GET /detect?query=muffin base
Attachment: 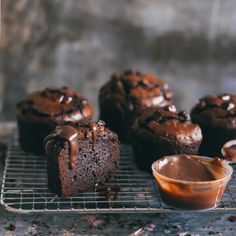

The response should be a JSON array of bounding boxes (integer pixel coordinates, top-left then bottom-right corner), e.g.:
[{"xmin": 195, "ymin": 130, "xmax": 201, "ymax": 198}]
[
  {"xmin": 17, "ymin": 119, "xmax": 56, "ymax": 155},
  {"xmin": 132, "ymin": 136, "xmax": 201, "ymax": 173}
]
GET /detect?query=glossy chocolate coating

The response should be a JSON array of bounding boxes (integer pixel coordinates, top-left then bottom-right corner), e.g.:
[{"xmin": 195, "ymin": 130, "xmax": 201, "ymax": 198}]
[
  {"xmin": 45, "ymin": 125, "xmax": 79, "ymax": 169},
  {"xmin": 158, "ymin": 155, "xmax": 224, "ymax": 181},
  {"xmin": 191, "ymin": 94, "xmax": 236, "ymax": 129},
  {"xmin": 45, "ymin": 119, "xmax": 107, "ymax": 169},
  {"xmin": 17, "ymin": 87, "xmax": 93, "ymax": 123},
  {"xmin": 132, "ymin": 105, "xmax": 202, "ymax": 146}
]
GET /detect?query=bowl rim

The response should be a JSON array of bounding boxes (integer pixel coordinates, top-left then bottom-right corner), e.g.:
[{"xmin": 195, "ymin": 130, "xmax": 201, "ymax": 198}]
[
  {"xmin": 152, "ymin": 154, "xmax": 233, "ymax": 185},
  {"xmin": 222, "ymin": 139, "xmax": 236, "ymax": 158}
]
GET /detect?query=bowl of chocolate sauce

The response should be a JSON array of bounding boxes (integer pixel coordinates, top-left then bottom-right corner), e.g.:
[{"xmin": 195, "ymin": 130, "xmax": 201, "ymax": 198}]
[{"xmin": 152, "ymin": 155, "xmax": 233, "ymax": 210}]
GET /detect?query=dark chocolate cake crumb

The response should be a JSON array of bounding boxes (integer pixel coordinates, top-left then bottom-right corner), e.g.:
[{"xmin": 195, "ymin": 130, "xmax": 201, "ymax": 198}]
[
  {"xmin": 45, "ymin": 119, "xmax": 120, "ymax": 197},
  {"xmin": 6, "ymin": 224, "xmax": 16, "ymax": 231},
  {"xmin": 228, "ymin": 216, "xmax": 236, "ymax": 222}
]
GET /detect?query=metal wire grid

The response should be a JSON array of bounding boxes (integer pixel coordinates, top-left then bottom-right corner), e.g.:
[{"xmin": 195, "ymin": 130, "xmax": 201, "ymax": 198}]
[{"xmin": 1, "ymin": 137, "xmax": 236, "ymax": 213}]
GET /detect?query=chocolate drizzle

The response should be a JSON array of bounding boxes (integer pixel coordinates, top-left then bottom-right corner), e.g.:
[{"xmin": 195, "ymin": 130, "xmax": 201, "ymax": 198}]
[
  {"xmin": 45, "ymin": 119, "xmax": 108, "ymax": 168},
  {"xmin": 45, "ymin": 125, "xmax": 79, "ymax": 169},
  {"xmin": 87, "ymin": 120, "xmax": 97, "ymax": 151}
]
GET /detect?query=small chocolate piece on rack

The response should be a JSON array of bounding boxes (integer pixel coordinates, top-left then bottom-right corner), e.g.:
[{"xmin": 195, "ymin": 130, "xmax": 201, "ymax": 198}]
[{"xmin": 95, "ymin": 181, "xmax": 121, "ymax": 201}]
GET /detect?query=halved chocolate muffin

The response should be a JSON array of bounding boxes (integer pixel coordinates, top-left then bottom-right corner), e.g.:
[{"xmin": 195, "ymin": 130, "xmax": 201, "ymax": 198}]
[
  {"xmin": 99, "ymin": 70, "xmax": 173, "ymax": 142},
  {"xmin": 132, "ymin": 106, "xmax": 202, "ymax": 172},
  {"xmin": 191, "ymin": 94, "xmax": 236, "ymax": 157},
  {"xmin": 44, "ymin": 119, "xmax": 120, "ymax": 197},
  {"xmin": 17, "ymin": 87, "xmax": 93, "ymax": 154}
]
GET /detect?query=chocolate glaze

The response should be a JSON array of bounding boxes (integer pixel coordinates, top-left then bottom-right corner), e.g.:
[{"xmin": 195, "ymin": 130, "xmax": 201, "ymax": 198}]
[
  {"xmin": 95, "ymin": 181, "xmax": 121, "ymax": 201},
  {"xmin": 45, "ymin": 125, "xmax": 79, "ymax": 169},
  {"xmin": 191, "ymin": 94, "xmax": 236, "ymax": 129},
  {"xmin": 44, "ymin": 119, "xmax": 109, "ymax": 169},
  {"xmin": 132, "ymin": 106, "xmax": 202, "ymax": 146},
  {"xmin": 17, "ymin": 87, "xmax": 93, "ymax": 123},
  {"xmin": 87, "ymin": 120, "xmax": 97, "ymax": 151}
]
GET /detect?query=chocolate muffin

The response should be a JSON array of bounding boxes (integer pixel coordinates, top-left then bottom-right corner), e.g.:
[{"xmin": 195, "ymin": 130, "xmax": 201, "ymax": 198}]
[
  {"xmin": 191, "ymin": 94, "xmax": 236, "ymax": 157},
  {"xmin": 99, "ymin": 70, "xmax": 173, "ymax": 142},
  {"xmin": 132, "ymin": 105, "xmax": 202, "ymax": 172},
  {"xmin": 44, "ymin": 119, "xmax": 120, "ymax": 197},
  {"xmin": 17, "ymin": 87, "xmax": 93, "ymax": 154}
]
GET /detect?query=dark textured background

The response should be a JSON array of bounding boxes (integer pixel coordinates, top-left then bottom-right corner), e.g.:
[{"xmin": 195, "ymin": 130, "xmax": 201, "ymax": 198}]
[{"xmin": 1, "ymin": 0, "xmax": 236, "ymax": 120}]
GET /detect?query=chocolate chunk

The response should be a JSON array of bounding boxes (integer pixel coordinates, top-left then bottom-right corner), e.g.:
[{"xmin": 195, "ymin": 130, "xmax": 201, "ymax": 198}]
[
  {"xmin": 164, "ymin": 105, "xmax": 177, "ymax": 112},
  {"xmin": 178, "ymin": 110, "xmax": 190, "ymax": 121}
]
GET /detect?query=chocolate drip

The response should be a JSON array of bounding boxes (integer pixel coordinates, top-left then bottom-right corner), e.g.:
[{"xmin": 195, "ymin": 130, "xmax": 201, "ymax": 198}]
[
  {"xmin": 87, "ymin": 120, "xmax": 97, "ymax": 151},
  {"xmin": 45, "ymin": 125, "xmax": 79, "ymax": 169},
  {"xmin": 95, "ymin": 181, "xmax": 121, "ymax": 201}
]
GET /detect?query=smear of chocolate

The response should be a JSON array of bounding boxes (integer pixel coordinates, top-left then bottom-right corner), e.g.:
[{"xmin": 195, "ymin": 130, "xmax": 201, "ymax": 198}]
[{"xmin": 95, "ymin": 181, "xmax": 121, "ymax": 201}]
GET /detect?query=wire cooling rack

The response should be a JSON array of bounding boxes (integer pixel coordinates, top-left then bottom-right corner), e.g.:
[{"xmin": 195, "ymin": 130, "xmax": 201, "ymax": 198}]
[{"xmin": 1, "ymin": 136, "xmax": 236, "ymax": 213}]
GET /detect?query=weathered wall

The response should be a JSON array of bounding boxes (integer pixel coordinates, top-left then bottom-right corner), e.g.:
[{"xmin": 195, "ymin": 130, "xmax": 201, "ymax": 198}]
[{"xmin": 1, "ymin": 0, "xmax": 236, "ymax": 119}]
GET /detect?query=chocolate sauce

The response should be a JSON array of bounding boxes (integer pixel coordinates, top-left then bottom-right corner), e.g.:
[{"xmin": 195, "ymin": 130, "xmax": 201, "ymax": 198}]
[
  {"xmin": 95, "ymin": 181, "xmax": 121, "ymax": 201},
  {"xmin": 153, "ymin": 155, "xmax": 231, "ymax": 210},
  {"xmin": 158, "ymin": 155, "xmax": 224, "ymax": 181},
  {"xmin": 45, "ymin": 125, "xmax": 79, "ymax": 169},
  {"xmin": 87, "ymin": 120, "xmax": 97, "ymax": 151},
  {"xmin": 223, "ymin": 144, "xmax": 236, "ymax": 162}
]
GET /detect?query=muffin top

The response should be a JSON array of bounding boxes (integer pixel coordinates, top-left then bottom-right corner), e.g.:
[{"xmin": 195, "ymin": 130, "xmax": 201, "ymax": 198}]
[
  {"xmin": 17, "ymin": 87, "xmax": 93, "ymax": 123},
  {"xmin": 132, "ymin": 105, "xmax": 202, "ymax": 145},
  {"xmin": 99, "ymin": 70, "xmax": 173, "ymax": 112},
  {"xmin": 191, "ymin": 94, "xmax": 236, "ymax": 129},
  {"xmin": 44, "ymin": 119, "xmax": 119, "ymax": 168}
]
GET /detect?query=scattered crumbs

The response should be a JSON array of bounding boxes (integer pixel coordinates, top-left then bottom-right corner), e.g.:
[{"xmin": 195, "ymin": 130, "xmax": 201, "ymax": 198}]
[
  {"xmin": 81, "ymin": 214, "xmax": 97, "ymax": 222},
  {"xmin": 176, "ymin": 232, "xmax": 192, "ymax": 236},
  {"xmin": 146, "ymin": 224, "xmax": 156, "ymax": 232},
  {"xmin": 32, "ymin": 220, "xmax": 40, "ymax": 226},
  {"xmin": 228, "ymin": 216, "xmax": 236, "ymax": 222},
  {"xmin": 6, "ymin": 224, "xmax": 15, "ymax": 231},
  {"xmin": 63, "ymin": 230, "xmax": 74, "ymax": 236},
  {"xmin": 208, "ymin": 231, "xmax": 215, "ymax": 235},
  {"xmin": 82, "ymin": 214, "xmax": 105, "ymax": 228}
]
